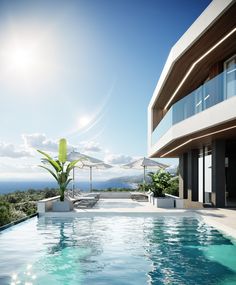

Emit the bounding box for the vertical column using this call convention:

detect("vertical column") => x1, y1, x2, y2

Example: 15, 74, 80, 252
212, 140, 225, 207
198, 148, 204, 203
226, 141, 236, 203
187, 149, 199, 201
228, 156, 236, 200
179, 154, 184, 199
179, 153, 188, 199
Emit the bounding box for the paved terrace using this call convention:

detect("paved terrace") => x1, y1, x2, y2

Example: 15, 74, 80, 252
43, 198, 236, 239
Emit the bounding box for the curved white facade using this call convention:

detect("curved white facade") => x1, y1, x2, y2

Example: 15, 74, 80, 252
148, 0, 236, 207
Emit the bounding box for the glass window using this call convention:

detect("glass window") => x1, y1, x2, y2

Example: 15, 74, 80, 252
195, 86, 203, 114
224, 55, 236, 99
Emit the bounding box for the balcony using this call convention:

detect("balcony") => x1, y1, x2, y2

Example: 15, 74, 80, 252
152, 64, 236, 146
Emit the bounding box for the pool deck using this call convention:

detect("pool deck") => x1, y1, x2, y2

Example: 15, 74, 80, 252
43, 199, 236, 239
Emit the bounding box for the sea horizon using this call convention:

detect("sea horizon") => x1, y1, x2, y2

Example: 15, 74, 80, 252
0, 180, 136, 194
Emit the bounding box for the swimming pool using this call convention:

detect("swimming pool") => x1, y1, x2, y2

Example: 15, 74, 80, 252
0, 215, 236, 285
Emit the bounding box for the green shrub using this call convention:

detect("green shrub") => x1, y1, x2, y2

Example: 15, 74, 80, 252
148, 170, 172, 197
164, 176, 179, 196
10, 209, 27, 221
14, 201, 37, 216
0, 187, 61, 227
44, 188, 60, 198
0, 201, 11, 226
137, 183, 150, 192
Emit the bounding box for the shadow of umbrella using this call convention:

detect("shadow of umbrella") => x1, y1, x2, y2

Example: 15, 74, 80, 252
68, 151, 112, 192
122, 157, 169, 184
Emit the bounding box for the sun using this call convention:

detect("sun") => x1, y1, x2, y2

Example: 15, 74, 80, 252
7, 46, 35, 72
0, 27, 58, 91
79, 116, 91, 128
4, 44, 38, 75
0, 32, 49, 82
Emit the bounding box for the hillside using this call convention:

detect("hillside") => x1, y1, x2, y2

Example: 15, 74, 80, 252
106, 174, 151, 184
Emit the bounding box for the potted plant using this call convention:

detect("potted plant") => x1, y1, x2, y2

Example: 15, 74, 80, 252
148, 170, 174, 208
37, 138, 81, 212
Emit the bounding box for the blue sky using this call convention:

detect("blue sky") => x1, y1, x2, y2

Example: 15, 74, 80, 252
0, 0, 211, 180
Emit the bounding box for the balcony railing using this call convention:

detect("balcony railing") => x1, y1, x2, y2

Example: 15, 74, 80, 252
152, 65, 236, 146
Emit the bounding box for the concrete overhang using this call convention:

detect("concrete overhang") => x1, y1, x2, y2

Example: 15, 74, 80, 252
149, 97, 236, 158
148, 0, 236, 120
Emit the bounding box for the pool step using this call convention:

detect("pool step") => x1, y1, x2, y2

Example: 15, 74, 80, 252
203, 203, 213, 208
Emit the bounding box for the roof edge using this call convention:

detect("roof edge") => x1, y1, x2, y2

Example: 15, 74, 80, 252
148, 0, 234, 110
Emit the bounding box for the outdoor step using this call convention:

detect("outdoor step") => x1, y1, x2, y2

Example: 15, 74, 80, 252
203, 203, 213, 208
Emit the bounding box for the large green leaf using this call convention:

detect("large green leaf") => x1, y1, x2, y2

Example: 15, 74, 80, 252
64, 178, 72, 189
43, 157, 62, 173
58, 138, 67, 163
38, 165, 58, 182
66, 159, 83, 175
37, 150, 53, 160
37, 150, 62, 172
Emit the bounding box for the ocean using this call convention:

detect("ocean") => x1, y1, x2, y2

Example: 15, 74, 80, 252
0, 180, 135, 194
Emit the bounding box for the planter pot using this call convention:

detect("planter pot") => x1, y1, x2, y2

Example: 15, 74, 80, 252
52, 200, 73, 212
153, 197, 174, 208
148, 193, 154, 203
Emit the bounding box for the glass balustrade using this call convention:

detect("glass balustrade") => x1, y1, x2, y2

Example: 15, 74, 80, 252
152, 64, 236, 146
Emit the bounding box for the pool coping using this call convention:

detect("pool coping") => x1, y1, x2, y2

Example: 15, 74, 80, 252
0, 213, 38, 232
198, 209, 236, 241
2, 199, 236, 241
37, 199, 236, 239
39, 200, 236, 240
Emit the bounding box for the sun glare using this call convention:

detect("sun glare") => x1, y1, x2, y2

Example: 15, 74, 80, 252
7, 45, 36, 73
3, 42, 40, 77
79, 116, 91, 128
0, 28, 57, 87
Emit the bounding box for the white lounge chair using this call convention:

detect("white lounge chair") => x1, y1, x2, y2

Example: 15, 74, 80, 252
74, 189, 100, 200
65, 190, 99, 204
74, 199, 97, 208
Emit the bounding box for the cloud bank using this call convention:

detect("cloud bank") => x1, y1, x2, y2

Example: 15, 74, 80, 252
0, 142, 31, 158
104, 154, 134, 165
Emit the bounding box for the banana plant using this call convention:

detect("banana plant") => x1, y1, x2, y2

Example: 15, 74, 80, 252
37, 138, 81, 201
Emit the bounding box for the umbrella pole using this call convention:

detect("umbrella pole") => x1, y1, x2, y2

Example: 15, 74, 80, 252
89, 166, 92, 192
72, 167, 75, 197
143, 166, 146, 185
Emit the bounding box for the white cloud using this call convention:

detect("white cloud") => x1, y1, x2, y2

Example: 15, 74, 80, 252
104, 154, 134, 165
23, 133, 104, 157
22, 133, 76, 153
0, 142, 31, 158
81, 141, 102, 153
22, 133, 58, 152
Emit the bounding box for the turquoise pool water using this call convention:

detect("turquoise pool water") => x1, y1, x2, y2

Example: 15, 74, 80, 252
0, 215, 236, 285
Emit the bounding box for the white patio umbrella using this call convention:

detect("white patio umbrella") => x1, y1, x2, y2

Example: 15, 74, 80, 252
122, 157, 169, 183
68, 151, 112, 192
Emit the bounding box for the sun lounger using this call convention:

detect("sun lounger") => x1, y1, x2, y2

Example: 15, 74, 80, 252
72, 189, 100, 200
65, 190, 99, 203
74, 190, 100, 200
74, 199, 97, 209
130, 192, 148, 201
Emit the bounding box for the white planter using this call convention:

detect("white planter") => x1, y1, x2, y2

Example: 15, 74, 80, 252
153, 197, 174, 208
52, 200, 73, 212
148, 193, 154, 203
175, 199, 184, 209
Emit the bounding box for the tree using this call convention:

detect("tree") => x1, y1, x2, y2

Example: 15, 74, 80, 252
37, 138, 81, 201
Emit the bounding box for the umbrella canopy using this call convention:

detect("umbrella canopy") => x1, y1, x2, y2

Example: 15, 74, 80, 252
68, 151, 112, 192
68, 151, 102, 164
122, 157, 169, 183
